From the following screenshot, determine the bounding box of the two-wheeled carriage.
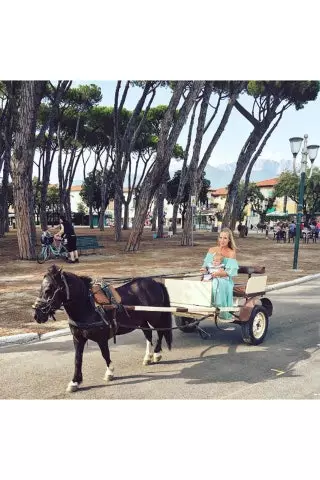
[163,265,272,345]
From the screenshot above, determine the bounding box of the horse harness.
[87,279,127,343]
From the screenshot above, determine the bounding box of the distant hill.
[201,158,293,188]
[73,158,293,189]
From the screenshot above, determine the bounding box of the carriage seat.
[233,265,266,298]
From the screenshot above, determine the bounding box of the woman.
[200,227,238,319]
[55,215,79,264]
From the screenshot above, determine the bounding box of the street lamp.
[289,134,319,270]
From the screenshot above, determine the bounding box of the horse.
[33,264,172,393]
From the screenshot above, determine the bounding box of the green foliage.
[130,81,170,89]
[66,84,102,109]
[77,202,87,214]
[246,81,319,110]
[166,170,210,208]
[274,168,320,214]
[238,181,266,219]
[32,178,59,214]
[80,170,115,213]
[198,173,211,204]
[274,171,299,203]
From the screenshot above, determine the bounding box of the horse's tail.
[160,282,172,351]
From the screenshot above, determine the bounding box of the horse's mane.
[78,275,92,291]
[46,265,93,292]
[65,270,93,291]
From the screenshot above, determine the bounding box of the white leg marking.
[143,340,153,365]
[153,352,162,363]
[104,362,115,382]
[66,381,79,393]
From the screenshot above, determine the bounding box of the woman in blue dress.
[200,228,239,319]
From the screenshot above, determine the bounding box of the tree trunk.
[0,145,10,237]
[181,205,186,228]
[123,200,130,230]
[89,205,94,229]
[113,82,157,241]
[157,184,166,238]
[38,81,71,230]
[283,195,287,213]
[64,194,72,223]
[98,208,105,230]
[40,140,54,231]
[181,82,212,246]
[172,101,198,235]
[99,181,107,231]
[11,81,46,259]
[0,87,14,236]
[171,202,179,234]
[151,199,157,231]
[234,113,284,225]
[125,81,204,252]
[223,99,281,230]
[113,177,123,240]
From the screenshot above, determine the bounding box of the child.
[201,253,225,281]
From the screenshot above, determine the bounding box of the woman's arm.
[211,269,228,278]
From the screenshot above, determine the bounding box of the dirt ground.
[0,227,319,337]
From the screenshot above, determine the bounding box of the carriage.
[33,263,272,392]
[163,265,272,345]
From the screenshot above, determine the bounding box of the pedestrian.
[55,215,79,264]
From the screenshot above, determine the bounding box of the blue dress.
[202,252,239,319]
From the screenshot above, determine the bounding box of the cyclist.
[54,215,79,264]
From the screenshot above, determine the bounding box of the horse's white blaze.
[143,340,153,365]
[104,363,114,381]
[66,381,79,393]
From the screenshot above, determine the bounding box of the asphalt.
[1,278,320,399]
[1,274,319,348]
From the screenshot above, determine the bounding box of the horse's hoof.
[66,381,79,393]
[153,353,162,363]
[104,373,114,382]
[143,357,152,366]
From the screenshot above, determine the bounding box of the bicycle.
[37,232,69,264]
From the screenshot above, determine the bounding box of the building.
[70,185,182,227]
[210,178,298,227]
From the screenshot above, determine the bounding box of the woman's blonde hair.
[219,227,237,251]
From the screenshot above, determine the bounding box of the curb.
[1,272,320,348]
[0,328,70,348]
[0,333,40,347]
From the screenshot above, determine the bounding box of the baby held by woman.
[201,253,225,281]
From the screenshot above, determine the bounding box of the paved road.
[1,281,320,400]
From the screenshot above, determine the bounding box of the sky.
[45,80,320,186]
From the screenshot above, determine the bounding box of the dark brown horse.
[33,265,172,392]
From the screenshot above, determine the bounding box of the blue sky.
[49,80,320,183]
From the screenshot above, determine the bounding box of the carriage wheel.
[241,306,269,345]
[175,316,198,333]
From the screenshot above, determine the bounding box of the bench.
[76,235,105,255]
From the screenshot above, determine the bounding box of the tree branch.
[235,100,259,127]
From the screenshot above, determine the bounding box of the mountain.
[73,158,293,189]
[201,158,293,189]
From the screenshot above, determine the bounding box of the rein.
[33,271,70,319]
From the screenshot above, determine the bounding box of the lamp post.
[289,134,319,270]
